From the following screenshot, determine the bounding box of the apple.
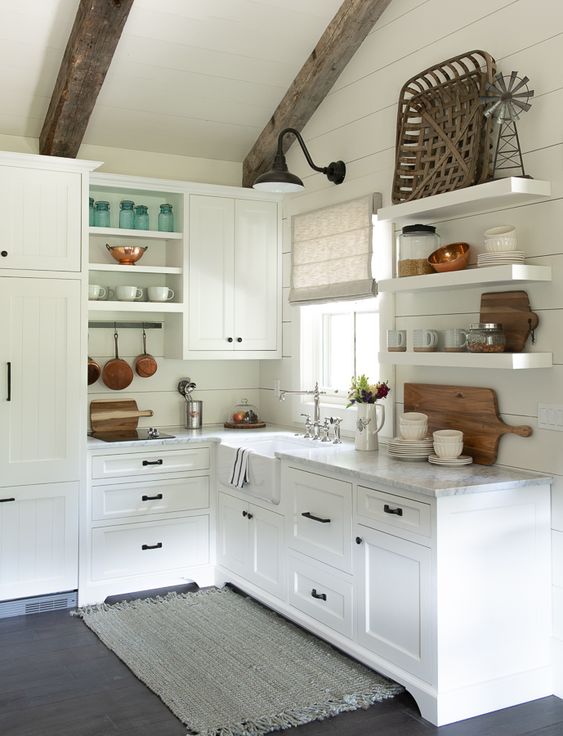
[232,411,246,423]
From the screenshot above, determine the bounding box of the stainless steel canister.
[185,400,203,429]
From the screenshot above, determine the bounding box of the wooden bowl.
[106,244,147,265]
[428,242,470,273]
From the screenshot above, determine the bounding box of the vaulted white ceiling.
[0,0,343,161]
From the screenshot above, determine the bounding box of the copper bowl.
[428,242,470,273]
[106,244,148,265]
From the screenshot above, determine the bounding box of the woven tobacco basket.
[392,50,496,204]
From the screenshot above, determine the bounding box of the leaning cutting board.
[404,383,532,465]
[480,290,539,352]
[90,400,153,433]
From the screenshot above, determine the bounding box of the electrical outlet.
[538,403,563,431]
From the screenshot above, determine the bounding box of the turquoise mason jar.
[134,204,149,230]
[89,197,95,226]
[119,200,135,229]
[158,203,174,232]
[93,201,110,227]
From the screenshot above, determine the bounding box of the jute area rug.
[74,587,403,736]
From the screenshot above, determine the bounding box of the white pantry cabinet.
[217,490,285,598]
[0,277,81,487]
[0,482,79,600]
[187,195,280,358]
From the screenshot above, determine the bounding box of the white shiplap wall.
[258,0,563,696]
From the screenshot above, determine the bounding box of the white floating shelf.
[88,300,183,313]
[378,351,552,370]
[378,264,552,293]
[88,263,182,275]
[89,226,182,240]
[377,178,551,224]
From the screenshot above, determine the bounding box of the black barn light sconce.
[252,127,346,193]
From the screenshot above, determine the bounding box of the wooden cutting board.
[404,383,532,465]
[480,290,539,352]
[90,400,153,433]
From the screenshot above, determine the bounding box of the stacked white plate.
[428,454,473,466]
[388,437,434,461]
[477,251,525,267]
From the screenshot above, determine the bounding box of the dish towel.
[229,447,251,489]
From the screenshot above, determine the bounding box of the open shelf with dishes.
[377,178,553,370]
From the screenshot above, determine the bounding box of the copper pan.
[102,328,133,390]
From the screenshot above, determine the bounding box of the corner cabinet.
[186,195,280,359]
[377,177,553,370]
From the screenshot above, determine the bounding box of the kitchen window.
[300,297,379,401]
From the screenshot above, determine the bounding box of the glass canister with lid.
[398,224,440,277]
[467,323,506,353]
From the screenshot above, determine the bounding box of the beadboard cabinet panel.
[0,482,78,601]
[0,166,82,272]
[0,278,81,487]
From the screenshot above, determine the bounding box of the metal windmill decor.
[480,71,534,179]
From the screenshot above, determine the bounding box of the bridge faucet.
[279,381,326,430]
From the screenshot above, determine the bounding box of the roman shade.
[289,193,380,305]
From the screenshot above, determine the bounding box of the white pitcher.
[355,403,385,451]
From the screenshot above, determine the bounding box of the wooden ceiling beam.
[242,0,392,188]
[39,0,134,158]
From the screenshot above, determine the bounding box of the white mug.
[148,286,175,302]
[387,329,406,352]
[88,284,107,301]
[443,328,468,352]
[413,328,438,352]
[115,285,143,301]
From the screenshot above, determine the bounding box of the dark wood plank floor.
[1,607,562,736]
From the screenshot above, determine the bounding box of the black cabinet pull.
[355,536,363,544]
[311,588,327,601]
[142,459,163,466]
[247,512,253,519]
[141,542,162,551]
[0,497,15,503]
[0,251,7,257]
[301,511,331,524]
[242,510,248,517]
[227,337,233,343]
[142,493,163,501]
[383,504,403,516]
[236,337,242,343]
[6,362,11,402]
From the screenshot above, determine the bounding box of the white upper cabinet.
[0,277,81,487]
[187,194,280,358]
[0,165,82,272]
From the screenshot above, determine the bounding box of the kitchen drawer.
[285,466,352,572]
[287,552,353,638]
[91,447,210,480]
[92,476,210,522]
[357,485,431,540]
[91,515,209,580]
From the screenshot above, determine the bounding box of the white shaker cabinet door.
[233,199,278,351]
[217,491,249,576]
[0,482,78,600]
[355,525,434,683]
[0,166,82,272]
[248,504,284,598]
[0,278,81,487]
[188,195,235,351]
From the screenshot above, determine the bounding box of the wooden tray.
[224,422,266,429]
[90,400,153,433]
[480,290,539,352]
[404,383,532,465]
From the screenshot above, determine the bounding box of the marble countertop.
[87,425,550,498]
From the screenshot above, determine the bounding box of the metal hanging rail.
[88,321,163,330]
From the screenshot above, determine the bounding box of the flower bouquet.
[347,375,390,451]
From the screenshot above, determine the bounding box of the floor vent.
[0,591,77,619]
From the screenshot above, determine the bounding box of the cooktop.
[89,428,176,443]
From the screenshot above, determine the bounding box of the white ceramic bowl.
[433,440,463,459]
[483,225,517,252]
[400,424,427,440]
[433,429,463,440]
[401,412,428,423]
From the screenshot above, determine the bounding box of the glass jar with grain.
[467,323,506,353]
[398,224,439,277]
